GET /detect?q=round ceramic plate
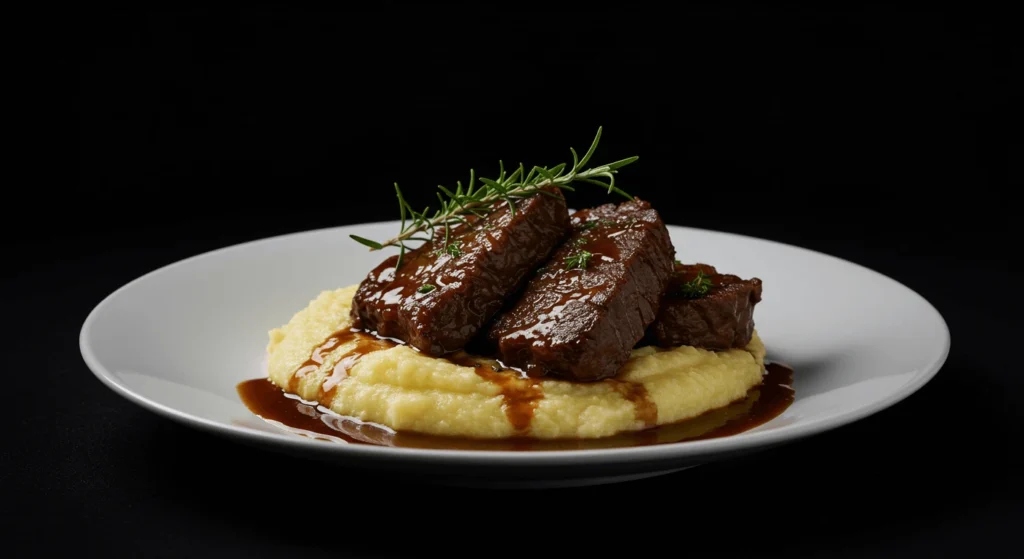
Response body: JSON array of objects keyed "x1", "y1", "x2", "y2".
[{"x1": 80, "y1": 222, "x2": 949, "y2": 488}]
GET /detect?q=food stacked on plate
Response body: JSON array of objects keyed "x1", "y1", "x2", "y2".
[{"x1": 266, "y1": 129, "x2": 764, "y2": 441}]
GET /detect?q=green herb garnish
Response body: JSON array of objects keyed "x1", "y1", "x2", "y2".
[
  {"x1": 350, "y1": 127, "x2": 638, "y2": 267},
  {"x1": 418, "y1": 284, "x2": 436, "y2": 294},
  {"x1": 435, "y1": 242, "x2": 462, "y2": 258},
  {"x1": 565, "y1": 250, "x2": 593, "y2": 271},
  {"x1": 679, "y1": 271, "x2": 713, "y2": 298},
  {"x1": 580, "y1": 218, "x2": 616, "y2": 232}
]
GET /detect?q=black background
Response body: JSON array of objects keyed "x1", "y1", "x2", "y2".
[{"x1": 6, "y1": 6, "x2": 1021, "y2": 557}]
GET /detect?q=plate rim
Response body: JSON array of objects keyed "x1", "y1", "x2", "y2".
[{"x1": 79, "y1": 222, "x2": 951, "y2": 466}]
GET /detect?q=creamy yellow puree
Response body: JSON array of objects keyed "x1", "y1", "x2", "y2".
[{"x1": 267, "y1": 285, "x2": 765, "y2": 439}]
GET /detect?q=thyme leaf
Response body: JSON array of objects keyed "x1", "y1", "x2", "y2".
[
  {"x1": 565, "y1": 250, "x2": 593, "y2": 271},
  {"x1": 679, "y1": 270, "x2": 713, "y2": 298}
]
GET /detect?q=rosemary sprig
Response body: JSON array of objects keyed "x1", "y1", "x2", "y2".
[
  {"x1": 350, "y1": 127, "x2": 638, "y2": 267},
  {"x1": 680, "y1": 270, "x2": 713, "y2": 298}
]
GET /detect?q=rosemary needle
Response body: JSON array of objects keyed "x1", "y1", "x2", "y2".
[{"x1": 350, "y1": 126, "x2": 638, "y2": 267}]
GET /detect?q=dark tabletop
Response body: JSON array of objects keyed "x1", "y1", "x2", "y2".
[{"x1": 7, "y1": 7, "x2": 1020, "y2": 557}]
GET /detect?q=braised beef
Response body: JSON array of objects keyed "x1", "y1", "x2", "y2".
[
  {"x1": 487, "y1": 199, "x2": 675, "y2": 382},
  {"x1": 644, "y1": 262, "x2": 762, "y2": 350},
  {"x1": 350, "y1": 187, "x2": 570, "y2": 356}
]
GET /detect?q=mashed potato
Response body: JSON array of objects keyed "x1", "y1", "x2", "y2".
[{"x1": 267, "y1": 285, "x2": 765, "y2": 440}]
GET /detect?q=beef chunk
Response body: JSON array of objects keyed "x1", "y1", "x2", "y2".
[
  {"x1": 487, "y1": 199, "x2": 676, "y2": 382},
  {"x1": 351, "y1": 187, "x2": 570, "y2": 356},
  {"x1": 644, "y1": 262, "x2": 763, "y2": 350}
]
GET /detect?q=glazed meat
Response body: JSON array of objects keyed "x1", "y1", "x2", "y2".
[
  {"x1": 487, "y1": 199, "x2": 676, "y2": 382},
  {"x1": 644, "y1": 263, "x2": 763, "y2": 350},
  {"x1": 351, "y1": 187, "x2": 570, "y2": 356}
]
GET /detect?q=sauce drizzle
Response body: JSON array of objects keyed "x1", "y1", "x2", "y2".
[
  {"x1": 611, "y1": 380, "x2": 658, "y2": 427},
  {"x1": 287, "y1": 327, "x2": 395, "y2": 403},
  {"x1": 238, "y1": 361, "x2": 794, "y2": 451},
  {"x1": 445, "y1": 351, "x2": 545, "y2": 434}
]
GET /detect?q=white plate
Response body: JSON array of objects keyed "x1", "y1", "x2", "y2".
[{"x1": 80, "y1": 222, "x2": 949, "y2": 488}]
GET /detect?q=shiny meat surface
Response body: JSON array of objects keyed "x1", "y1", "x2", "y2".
[
  {"x1": 350, "y1": 187, "x2": 570, "y2": 356},
  {"x1": 487, "y1": 198, "x2": 676, "y2": 382},
  {"x1": 644, "y1": 262, "x2": 763, "y2": 350}
]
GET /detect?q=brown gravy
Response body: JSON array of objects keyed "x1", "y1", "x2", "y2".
[
  {"x1": 237, "y1": 360, "x2": 794, "y2": 452},
  {"x1": 287, "y1": 327, "x2": 394, "y2": 403},
  {"x1": 444, "y1": 351, "x2": 545, "y2": 434}
]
